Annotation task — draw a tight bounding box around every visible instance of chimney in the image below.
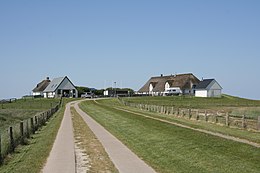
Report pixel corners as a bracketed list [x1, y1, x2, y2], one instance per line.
[161, 74, 163, 77]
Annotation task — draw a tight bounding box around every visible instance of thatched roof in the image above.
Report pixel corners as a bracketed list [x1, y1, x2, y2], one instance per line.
[32, 78, 51, 92]
[138, 73, 200, 92]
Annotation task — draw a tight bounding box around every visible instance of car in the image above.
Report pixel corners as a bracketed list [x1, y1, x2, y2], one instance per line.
[164, 88, 182, 96]
[81, 92, 93, 98]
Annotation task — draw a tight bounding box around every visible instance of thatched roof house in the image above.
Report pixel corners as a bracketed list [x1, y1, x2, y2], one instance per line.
[32, 77, 51, 97]
[138, 73, 200, 96]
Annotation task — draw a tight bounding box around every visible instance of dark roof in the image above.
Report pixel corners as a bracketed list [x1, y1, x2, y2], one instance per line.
[195, 79, 214, 89]
[32, 78, 51, 92]
[138, 73, 200, 92]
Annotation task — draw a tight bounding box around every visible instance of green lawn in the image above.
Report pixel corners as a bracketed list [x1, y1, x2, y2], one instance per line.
[80, 99, 260, 173]
[122, 95, 260, 118]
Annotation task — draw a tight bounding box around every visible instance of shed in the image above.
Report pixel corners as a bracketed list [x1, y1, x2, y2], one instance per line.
[195, 79, 222, 97]
[43, 76, 78, 98]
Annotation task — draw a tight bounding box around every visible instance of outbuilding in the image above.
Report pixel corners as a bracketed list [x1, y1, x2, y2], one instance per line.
[195, 79, 222, 97]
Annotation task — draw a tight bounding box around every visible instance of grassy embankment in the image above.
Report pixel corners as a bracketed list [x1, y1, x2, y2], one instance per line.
[71, 106, 118, 173]
[0, 98, 77, 173]
[123, 95, 260, 118]
[0, 98, 60, 132]
[100, 98, 260, 143]
[80, 99, 260, 173]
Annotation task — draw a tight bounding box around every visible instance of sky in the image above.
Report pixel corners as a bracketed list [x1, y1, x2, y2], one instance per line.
[0, 0, 260, 99]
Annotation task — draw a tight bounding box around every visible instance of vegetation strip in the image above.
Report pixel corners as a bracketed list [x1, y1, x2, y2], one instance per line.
[80, 100, 260, 173]
[70, 106, 118, 173]
[115, 107, 260, 148]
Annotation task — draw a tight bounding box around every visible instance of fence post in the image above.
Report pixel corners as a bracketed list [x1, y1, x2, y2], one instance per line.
[258, 116, 260, 131]
[9, 127, 15, 153]
[242, 115, 246, 129]
[205, 110, 208, 122]
[35, 116, 38, 131]
[226, 113, 230, 126]
[20, 121, 24, 144]
[215, 115, 218, 123]
[177, 108, 180, 116]
[31, 118, 35, 134]
[196, 110, 199, 120]
[26, 120, 30, 138]
[188, 109, 192, 119]
[0, 135, 2, 164]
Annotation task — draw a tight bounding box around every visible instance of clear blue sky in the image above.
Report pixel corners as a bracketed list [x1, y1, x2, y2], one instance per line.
[0, 0, 260, 99]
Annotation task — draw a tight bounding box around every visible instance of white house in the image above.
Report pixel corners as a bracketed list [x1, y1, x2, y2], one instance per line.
[43, 76, 78, 98]
[195, 79, 222, 97]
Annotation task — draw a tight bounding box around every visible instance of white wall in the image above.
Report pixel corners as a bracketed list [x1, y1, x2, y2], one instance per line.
[208, 89, 222, 97]
[195, 90, 208, 97]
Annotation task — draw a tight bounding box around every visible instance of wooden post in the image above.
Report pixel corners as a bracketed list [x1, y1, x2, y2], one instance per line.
[0, 135, 2, 164]
[20, 121, 24, 144]
[205, 110, 208, 122]
[226, 113, 230, 126]
[215, 115, 218, 123]
[35, 116, 38, 131]
[196, 110, 199, 120]
[177, 108, 180, 116]
[188, 109, 192, 119]
[31, 118, 35, 134]
[9, 127, 15, 152]
[26, 120, 30, 138]
[257, 116, 260, 131]
[242, 115, 246, 129]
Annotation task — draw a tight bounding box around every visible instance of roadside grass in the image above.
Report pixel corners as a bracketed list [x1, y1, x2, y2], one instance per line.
[71, 107, 118, 173]
[0, 98, 60, 131]
[98, 99, 260, 144]
[123, 95, 260, 118]
[80, 100, 260, 173]
[0, 98, 76, 173]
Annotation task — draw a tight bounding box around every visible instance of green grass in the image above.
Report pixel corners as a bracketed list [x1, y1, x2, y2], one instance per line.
[0, 98, 60, 132]
[0, 98, 77, 173]
[80, 100, 260, 173]
[122, 95, 260, 118]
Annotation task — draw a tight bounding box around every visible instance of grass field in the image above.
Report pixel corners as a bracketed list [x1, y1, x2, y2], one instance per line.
[0, 98, 60, 132]
[80, 99, 260, 173]
[0, 98, 76, 173]
[122, 95, 260, 118]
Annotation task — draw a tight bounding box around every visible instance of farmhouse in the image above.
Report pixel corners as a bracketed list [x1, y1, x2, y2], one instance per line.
[138, 73, 200, 96]
[33, 76, 78, 98]
[32, 77, 51, 97]
[43, 76, 78, 98]
[195, 79, 222, 97]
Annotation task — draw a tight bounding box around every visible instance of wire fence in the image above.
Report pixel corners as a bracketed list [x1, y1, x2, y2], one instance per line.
[0, 98, 62, 164]
[119, 99, 260, 131]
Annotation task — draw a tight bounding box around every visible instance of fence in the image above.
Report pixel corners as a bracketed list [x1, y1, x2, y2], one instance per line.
[0, 98, 62, 164]
[120, 100, 260, 131]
